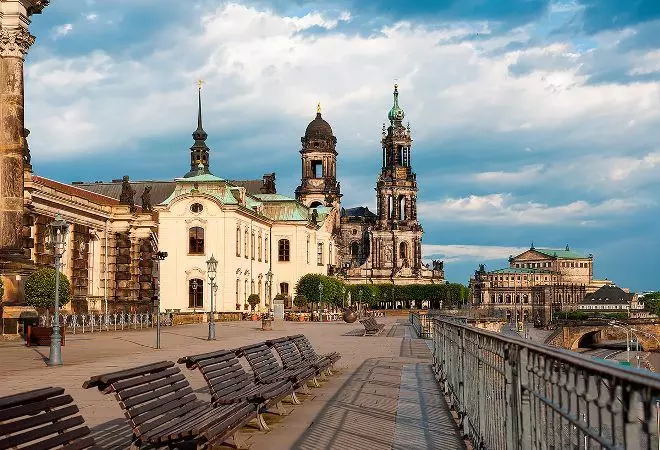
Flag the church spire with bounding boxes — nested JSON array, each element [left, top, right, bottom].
[[184, 80, 212, 178], [387, 83, 405, 124]]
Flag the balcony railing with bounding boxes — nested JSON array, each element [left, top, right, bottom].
[[409, 312, 660, 449]]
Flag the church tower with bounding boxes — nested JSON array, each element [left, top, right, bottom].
[[295, 104, 342, 208], [373, 84, 423, 273], [184, 81, 212, 178]]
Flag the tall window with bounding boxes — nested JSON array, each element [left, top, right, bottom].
[[251, 232, 255, 260], [306, 236, 310, 264], [189, 227, 204, 255], [258, 278, 263, 298], [265, 237, 269, 263], [329, 243, 332, 265], [236, 227, 241, 256], [317, 242, 324, 266], [351, 242, 360, 260], [188, 279, 203, 308], [244, 279, 248, 302], [244, 229, 248, 258], [258, 231, 262, 261], [278, 239, 290, 261], [235, 279, 240, 305], [280, 282, 289, 295], [398, 196, 406, 220], [399, 242, 408, 260], [251, 279, 255, 295]]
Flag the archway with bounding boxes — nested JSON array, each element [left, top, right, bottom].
[[310, 201, 322, 208], [575, 330, 602, 349]]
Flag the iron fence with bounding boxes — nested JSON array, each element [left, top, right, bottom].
[[410, 314, 660, 449], [39, 313, 172, 333]]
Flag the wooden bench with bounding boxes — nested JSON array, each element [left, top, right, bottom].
[[0, 386, 96, 449], [360, 317, 386, 336], [26, 325, 65, 347], [178, 349, 293, 432], [82, 360, 256, 449], [266, 337, 324, 387], [237, 342, 317, 405], [289, 334, 341, 374]]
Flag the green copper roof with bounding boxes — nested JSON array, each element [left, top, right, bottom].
[[253, 194, 297, 202], [175, 173, 225, 182], [533, 248, 588, 259], [387, 84, 405, 122]]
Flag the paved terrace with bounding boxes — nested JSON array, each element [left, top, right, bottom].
[[0, 317, 465, 449]]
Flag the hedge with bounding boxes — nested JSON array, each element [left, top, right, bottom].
[[24, 267, 71, 309]]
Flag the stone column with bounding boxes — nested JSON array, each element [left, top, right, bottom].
[[0, 1, 49, 303]]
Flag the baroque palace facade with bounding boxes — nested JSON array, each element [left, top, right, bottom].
[[469, 245, 617, 325], [0, 0, 442, 318]]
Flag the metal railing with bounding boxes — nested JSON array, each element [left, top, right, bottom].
[[410, 314, 660, 449], [39, 313, 172, 333]]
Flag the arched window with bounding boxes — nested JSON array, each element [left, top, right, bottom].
[[251, 231, 255, 260], [189, 278, 203, 309], [189, 227, 204, 255], [398, 196, 406, 220], [251, 279, 255, 295], [258, 231, 262, 261], [265, 237, 269, 263], [310, 201, 322, 208], [350, 242, 360, 259], [235, 278, 240, 306], [236, 227, 241, 256], [258, 278, 263, 298], [244, 229, 248, 258], [278, 239, 290, 261], [306, 236, 310, 264], [329, 242, 332, 264], [388, 195, 393, 219], [317, 242, 324, 265], [399, 241, 407, 260], [280, 282, 289, 295]]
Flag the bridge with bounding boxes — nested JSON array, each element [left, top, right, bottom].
[[544, 319, 660, 351], [410, 312, 660, 449]]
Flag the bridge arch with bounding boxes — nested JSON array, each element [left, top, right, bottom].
[[574, 330, 602, 350]]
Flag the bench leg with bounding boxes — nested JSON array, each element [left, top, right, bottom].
[[310, 376, 321, 388], [271, 401, 288, 416], [255, 410, 270, 432], [232, 430, 248, 450], [286, 391, 301, 405], [297, 383, 311, 395]]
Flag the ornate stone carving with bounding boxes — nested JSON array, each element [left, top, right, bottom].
[[141, 186, 153, 212], [432, 260, 443, 271], [0, 27, 36, 58], [260, 173, 276, 194], [22, 128, 31, 167], [27, 1, 51, 16], [119, 175, 136, 212]]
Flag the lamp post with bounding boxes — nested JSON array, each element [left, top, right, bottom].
[[342, 287, 346, 309], [47, 214, 69, 366], [206, 255, 218, 340], [609, 322, 631, 363], [318, 282, 323, 322], [153, 251, 167, 349], [191, 279, 198, 312]]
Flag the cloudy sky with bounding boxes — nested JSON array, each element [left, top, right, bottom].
[[25, 0, 660, 291]]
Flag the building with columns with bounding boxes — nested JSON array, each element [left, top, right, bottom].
[[469, 245, 616, 325]]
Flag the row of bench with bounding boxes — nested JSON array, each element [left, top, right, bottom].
[[360, 317, 386, 336], [0, 334, 340, 449]]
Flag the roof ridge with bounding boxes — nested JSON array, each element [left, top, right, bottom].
[[33, 175, 121, 205]]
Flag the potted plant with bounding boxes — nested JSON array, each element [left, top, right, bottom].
[[248, 294, 260, 320]]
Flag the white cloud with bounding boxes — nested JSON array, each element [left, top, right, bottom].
[[23, 2, 660, 167], [52, 24, 73, 39], [473, 164, 544, 184], [418, 194, 645, 225], [85, 13, 98, 22], [422, 244, 528, 262]]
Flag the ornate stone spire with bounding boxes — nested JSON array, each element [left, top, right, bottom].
[[387, 83, 405, 124], [184, 80, 212, 178]]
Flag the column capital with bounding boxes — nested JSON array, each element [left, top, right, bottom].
[[0, 26, 35, 58]]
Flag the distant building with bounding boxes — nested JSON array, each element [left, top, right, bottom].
[[470, 244, 616, 325], [577, 285, 644, 313]]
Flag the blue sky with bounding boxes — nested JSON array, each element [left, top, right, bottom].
[[24, 0, 660, 291]]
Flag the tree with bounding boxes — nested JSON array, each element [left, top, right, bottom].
[[643, 292, 660, 316], [24, 267, 71, 309], [247, 294, 260, 311], [293, 294, 308, 308]]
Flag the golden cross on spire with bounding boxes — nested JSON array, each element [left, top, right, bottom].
[[197, 79, 204, 90], [393, 77, 399, 89], [317, 102, 321, 114]]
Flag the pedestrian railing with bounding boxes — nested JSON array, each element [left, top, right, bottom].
[[39, 313, 172, 334], [411, 315, 660, 449]]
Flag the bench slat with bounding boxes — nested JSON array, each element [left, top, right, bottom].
[[0, 394, 73, 422], [27, 427, 92, 450], [0, 404, 79, 435], [120, 379, 190, 409], [0, 387, 63, 409], [0, 415, 84, 448]]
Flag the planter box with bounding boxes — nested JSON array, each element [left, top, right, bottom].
[[26, 326, 65, 347]]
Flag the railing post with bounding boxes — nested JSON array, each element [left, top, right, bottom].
[[518, 346, 532, 449], [458, 328, 469, 436], [477, 334, 486, 446], [504, 343, 520, 450]]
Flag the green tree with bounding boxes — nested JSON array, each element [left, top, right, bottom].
[[247, 294, 260, 311], [643, 292, 660, 316], [24, 267, 71, 309]]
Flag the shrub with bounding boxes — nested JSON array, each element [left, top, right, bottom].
[[24, 267, 71, 309], [247, 294, 260, 311], [293, 294, 308, 308]]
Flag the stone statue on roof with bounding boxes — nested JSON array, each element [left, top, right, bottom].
[[119, 175, 136, 212], [309, 208, 318, 225], [260, 173, 276, 194], [141, 185, 153, 212]]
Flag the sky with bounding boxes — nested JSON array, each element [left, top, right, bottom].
[[24, 0, 660, 291]]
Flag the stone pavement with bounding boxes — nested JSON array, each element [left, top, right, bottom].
[[0, 317, 465, 449]]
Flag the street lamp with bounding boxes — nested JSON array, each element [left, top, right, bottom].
[[318, 282, 323, 322], [191, 279, 198, 312], [46, 214, 69, 366], [342, 287, 346, 309], [153, 251, 167, 349], [609, 321, 632, 363], [206, 255, 218, 340]]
